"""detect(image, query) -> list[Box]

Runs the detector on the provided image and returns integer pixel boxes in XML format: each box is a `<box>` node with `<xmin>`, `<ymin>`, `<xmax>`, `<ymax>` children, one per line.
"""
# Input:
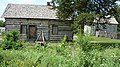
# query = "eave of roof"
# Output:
<box><xmin>1</xmin><ymin>4</ymin><xmax>58</xmax><ymax>19</ymax></box>
<box><xmin>93</xmin><ymin>16</ymin><xmax>119</xmax><ymax>25</ymax></box>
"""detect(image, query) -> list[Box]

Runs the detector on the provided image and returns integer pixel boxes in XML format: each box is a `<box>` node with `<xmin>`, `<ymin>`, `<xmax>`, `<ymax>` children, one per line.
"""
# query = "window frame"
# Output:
<box><xmin>20</xmin><ymin>25</ymin><xmax>27</xmax><ymax>34</ymax></box>
<box><xmin>52</xmin><ymin>25</ymin><xmax>58</xmax><ymax>35</ymax></box>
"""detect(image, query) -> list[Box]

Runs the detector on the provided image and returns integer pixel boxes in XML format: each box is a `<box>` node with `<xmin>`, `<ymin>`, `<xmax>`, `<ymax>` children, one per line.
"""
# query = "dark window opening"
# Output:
<box><xmin>20</xmin><ymin>25</ymin><xmax>27</xmax><ymax>34</ymax></box>
<box><xmin>52</xmin><ymin>25</ymin><xmax>58</xmax><ymax>35</ymax></box>
<box><xmin>103</xmin><ymin>24</ymin><xmax>107</xmax><ymax>29</ymax></box>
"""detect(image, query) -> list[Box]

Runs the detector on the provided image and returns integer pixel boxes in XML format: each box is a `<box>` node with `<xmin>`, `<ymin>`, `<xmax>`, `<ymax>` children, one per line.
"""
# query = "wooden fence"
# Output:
<box><xmin>96</xmin><ymin>31</ymin><xmax>118</xmax><ymax>39</ymax></box>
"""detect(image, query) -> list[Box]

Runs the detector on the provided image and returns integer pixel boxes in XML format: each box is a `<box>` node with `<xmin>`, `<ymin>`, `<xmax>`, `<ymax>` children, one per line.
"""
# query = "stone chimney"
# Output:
<box><xmin>47</xmin><ymin>2</ymin><xmax>51</xmax><ymax>6</ymax></box>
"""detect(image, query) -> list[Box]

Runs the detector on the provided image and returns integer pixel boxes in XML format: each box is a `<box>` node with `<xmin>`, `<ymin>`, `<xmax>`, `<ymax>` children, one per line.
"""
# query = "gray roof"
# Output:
<box><xmin>1</xmin><ymin>4</ymin><xmax>57</xmax><ymax>19</ymax></box>
<box><xmin>94</xmin><ymin>16</ymin><xmax>118</xmax><ymax>25</ymax></box>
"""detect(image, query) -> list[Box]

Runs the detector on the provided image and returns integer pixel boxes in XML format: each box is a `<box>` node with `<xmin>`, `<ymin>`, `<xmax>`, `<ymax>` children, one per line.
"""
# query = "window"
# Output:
<box><xmin>103</xmin><ymin>24</ymin><xmax>107</xmax><ymax>29</ymax></box>
<box><xmin>20</xmin><ymin>25</ymin><xmax>27</xmax><ymax>34</ymax></box>
<box><xmin>52</xmin><ymin>25</ymin><xmax>58</xmax><ymax>35</ymax></box>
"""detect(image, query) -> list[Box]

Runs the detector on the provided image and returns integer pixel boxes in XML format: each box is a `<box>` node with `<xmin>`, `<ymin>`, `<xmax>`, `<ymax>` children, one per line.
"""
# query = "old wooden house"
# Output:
<box><xmin>1</xmin><ymin>4</ymin><xmax>73</xmax><ymax>41</ymax></box>
<box><xmin>84</xmin><ymin>16</ymin><xmax>119</xmax><ymax>38</ymax></box>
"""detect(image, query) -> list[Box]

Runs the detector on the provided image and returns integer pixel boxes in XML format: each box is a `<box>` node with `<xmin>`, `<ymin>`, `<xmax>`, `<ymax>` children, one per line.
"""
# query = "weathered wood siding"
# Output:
<box><xmin>95</xmin><ymin>24</ymin><xmax>117</xmax><ymax>33</ymax></box>
<box><xmin>5</xmin><ymin>19</ymin><xmax>27</xmax><ymax>33</ymax></box>
<box><xmin>96</xmin><ymin>31</ymin><xmax>117</xmax><ymax>38</ymax></box>
<box><xmin>5</xmin><ymin>18</ymin><xmax>73</xmax><ymax>41</ymax></box>
<box><xmin>5</xmin><ymin>18</ymin><xmax>49</xmax><ymax>41</ymax></box>
<box><xmin>84</xmin><ymin>24</ymin><xmax>117</xmax><ymax>36</ymax></box>
<box><xmin>49</xmin><ymin>20</ymin><xmax>73</xmax><ymax>41</ymax></box>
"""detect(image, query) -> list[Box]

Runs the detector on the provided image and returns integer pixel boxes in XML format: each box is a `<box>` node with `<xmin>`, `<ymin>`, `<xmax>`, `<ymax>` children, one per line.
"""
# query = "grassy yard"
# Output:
<box><xmin>0</xmin><ymin>30</ymin><xmax>120</xmax><ymax>66</ymax></box>
<box><xmin>88</xmin><ymin>36</ymin><xmax>120</xmax><ymax>48</ymax></box>
<box><xmin>91</xmin><ymin>36</ymin><xmax>120</xmax><ymax>43</ymax></box>
<box><xmin>0</xmin><ymin>43</ymin><xmax>120</xmax><ymax>67</ymax></box>
<box><xmin>0</xmin><ymin>34</ymin><xmax>120</xmax><ymax>67</ymax></box>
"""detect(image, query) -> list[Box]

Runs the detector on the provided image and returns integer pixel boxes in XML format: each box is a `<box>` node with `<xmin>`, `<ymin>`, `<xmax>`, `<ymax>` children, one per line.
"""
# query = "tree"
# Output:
<box><xmin>73</xmin><ymin>13</ymin><xmax>94</xmax><ymax>33</ymax></box>
<box><xmin>51</xmin><ymin>0</ymin><xmax>119</xmax><ymax>33</ymax></box>
<box><xmin>0</xmin><ymin>20</ymin><xmax>5</xmax><ymax>27</ymax></box>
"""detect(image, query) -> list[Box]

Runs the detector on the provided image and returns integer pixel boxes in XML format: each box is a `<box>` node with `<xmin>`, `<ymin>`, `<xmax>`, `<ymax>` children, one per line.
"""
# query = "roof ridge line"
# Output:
<box><xmin>7</xmin><ymin>3</ymin><xmax>48</xmax><ymax>6</ymax></box>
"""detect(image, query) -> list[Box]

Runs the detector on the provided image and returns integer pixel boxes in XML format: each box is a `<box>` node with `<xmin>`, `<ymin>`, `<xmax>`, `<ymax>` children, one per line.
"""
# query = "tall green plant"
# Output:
<box><xmin>74</xmin><ymin>30</ymin><xmax>91</xmax><ymax>51</ymax></box>
<box><xmin>1</xmin><ymin>30</ymin><xmax>22</xmax><ymax>50</ymax></box>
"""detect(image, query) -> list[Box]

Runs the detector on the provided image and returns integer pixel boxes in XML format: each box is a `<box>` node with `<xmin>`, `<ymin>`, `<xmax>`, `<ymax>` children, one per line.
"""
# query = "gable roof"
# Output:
<box><xmin>1</xmin><ymin>4</ymin><xmax>118</xmax><ymax>24</ymax></box>
<box><xmin>1</xmin><ymin>4</ymin><xmax>57</xmax><ymax>19</ymax></box>
<box><xmin>94</xmin><ymin>16</ymin><xmax>118</xmax><ymax>25</ymax></box>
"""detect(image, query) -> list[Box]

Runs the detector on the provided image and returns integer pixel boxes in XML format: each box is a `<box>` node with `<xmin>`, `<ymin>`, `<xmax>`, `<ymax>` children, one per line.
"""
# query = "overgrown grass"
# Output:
<box><xmin>91</xmin><ymin>36</ymin><xmax>120</xmax><ymax>43</ymax></box>
<box><xmin>0</xmin><ymin>31</ymin><xmax>120</xmax><ymax>67</ymax></box>
<box><xmin>0</xmin><ymin>42</ymin><xmax>120</xmax><ymax>67</ymax></box>
<box><xmin>89</xmin><ymin>36</ymin><xmax>120</xmax><ymax>48</ymax></box>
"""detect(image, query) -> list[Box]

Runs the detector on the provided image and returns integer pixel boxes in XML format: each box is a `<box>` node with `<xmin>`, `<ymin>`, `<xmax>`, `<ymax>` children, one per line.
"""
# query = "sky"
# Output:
<box><xmin>0</xmin><ymin>0</ymin><xmax>51</xmax><ymax>21</ymax></box>
<box><xmin>0</xmin><ymin>0</ymin><xmax>120</xmax><ymax>21</ymax></box>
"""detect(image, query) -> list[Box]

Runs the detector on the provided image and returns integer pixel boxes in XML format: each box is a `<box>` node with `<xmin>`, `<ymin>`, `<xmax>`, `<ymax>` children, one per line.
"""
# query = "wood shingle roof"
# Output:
<box><xmin>1</xmin><ymin>4</ymin><xmax>57</xmax><ymax>19</ymax></box>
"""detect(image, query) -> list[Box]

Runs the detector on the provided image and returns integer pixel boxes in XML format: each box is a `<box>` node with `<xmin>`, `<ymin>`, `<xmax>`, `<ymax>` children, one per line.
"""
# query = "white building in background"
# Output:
<box><xmin>0</xmin><ymin>27</ymin><xmax>5</xmax><ymax>35</ymax></box>
<box><xmin>84</xmin><ymin>16</ymin><xmax>119</xmax><ymax>36</ymax></box>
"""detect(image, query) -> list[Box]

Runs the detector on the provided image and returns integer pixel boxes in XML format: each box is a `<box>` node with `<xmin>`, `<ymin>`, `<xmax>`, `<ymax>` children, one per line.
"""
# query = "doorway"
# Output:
<box><xmin>29</xmin><ymin>25</ymin><xmax>37</xmax><ymax>40</ymax></box>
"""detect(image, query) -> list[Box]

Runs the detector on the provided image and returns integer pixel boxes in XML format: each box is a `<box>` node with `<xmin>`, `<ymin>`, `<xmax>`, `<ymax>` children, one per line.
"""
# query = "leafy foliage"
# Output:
<box><xmin>0</xmin><ymin>42</ymin><xmax>120</xmax><ymax>67</ymax></box>
<box><xmin>0</xmin><ymin>29</ymin><xmax>120</xmax><ymax>66</ymax></box>
<box><xmin>0</xmin><ymin>20</ymin><xmax>5</xmax><ymax>27</ymax></box>
<box><xmin>73</xmin><ymin>31</ymin><xmax>92</xmax><ymax>51</ymax></box>
<box><xmin>51</xmin><ymin>0</ymin><xmax>119</xmax><ymax>32</ymax></box>
<box><xmin>73</xmin><ymin>12</ymin><xmax>94</xmax><ymax>33</ymax></box>
<box><xmin>52</xmin><ymin>0</ymin><xmax>119</xmax><ymax>20</ymax></box>
<box><xmin>0</xmin><ymin>52</ymin><xmax>4</xmax><ymax>65</ymax></box>
<box><xmin>1</xmin><ymin>30</ymin><xmax>22</xmax><ymax>50</ymax></box>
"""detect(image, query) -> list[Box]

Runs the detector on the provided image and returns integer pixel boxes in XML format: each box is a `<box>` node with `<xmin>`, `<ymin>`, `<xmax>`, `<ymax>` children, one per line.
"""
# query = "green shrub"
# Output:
<box><xmin>0</xmin><ymin>30</ymin><xmax>120</xmax><ymax>66</ymax></box>
<box><xmin>1</xmin><ymin>30</ymin><xmax>22</xmax><ymax>50</ymax></box>
<box><xmin>0</xmin><ymin>43</ymin><xmax>120</xmax><ymax>67</ymax></box>
<box><xmin>0</xmin><ymin>53</ymin><xmax>4</xmax><ymax>65</ymax></box>
<box><xmin>74</xmin><ymin>31</ymin><xmax>92</xmax><ymax>51</ymax></box>
<box><xmin>61</xmin><ymin>35</ymin><xmax>68</xmax><ymax>47</ymax></box>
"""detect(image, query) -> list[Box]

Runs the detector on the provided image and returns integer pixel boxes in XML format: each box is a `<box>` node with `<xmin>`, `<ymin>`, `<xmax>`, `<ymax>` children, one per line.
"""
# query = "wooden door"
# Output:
<box><xmin>29</xmin><ymin>25</ymin><xmax>36</xmax><ymax>39</ymax></box>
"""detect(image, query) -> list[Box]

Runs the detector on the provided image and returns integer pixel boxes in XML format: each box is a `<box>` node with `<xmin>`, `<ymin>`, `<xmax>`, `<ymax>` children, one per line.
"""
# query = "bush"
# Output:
<box><xmin>0</xmin><ymin>30</ymin><xmax>120</xmax><ymax>66</ymax></box>
<box><xmin>0</xmin><ymin>53</ymin><xmax>4</xmax><ymax>65</ymax></box>
<box><xmin>0</xmin><ymin>42</ymin><xmax>120</xmax><ymax>67</ymax></box>
<box><xmin>1</xmin><ymin>30</ymin><xmax>22</xmax><ymax>50</ymax></box>
<box><xmin>73</xmin><ymin>31</ymin><xmax>92</xmax><ymax>51</ymax></box>
<box><xmin>61</xmin><ymin>35</ymin><xmax>68</xmax><ymax>47</ymax></box>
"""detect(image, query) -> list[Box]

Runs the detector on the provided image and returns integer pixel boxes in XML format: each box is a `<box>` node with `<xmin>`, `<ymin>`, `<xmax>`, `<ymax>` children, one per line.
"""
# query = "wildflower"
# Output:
<box><xmin>103</xmin><ymin>58</ymin><xmax>105</xmax><ymax>61</ymax></box>
<box><xmin>101</xmin><ymin>64</ymin><xmax>104</xmax><ymax>66</ymax></box>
